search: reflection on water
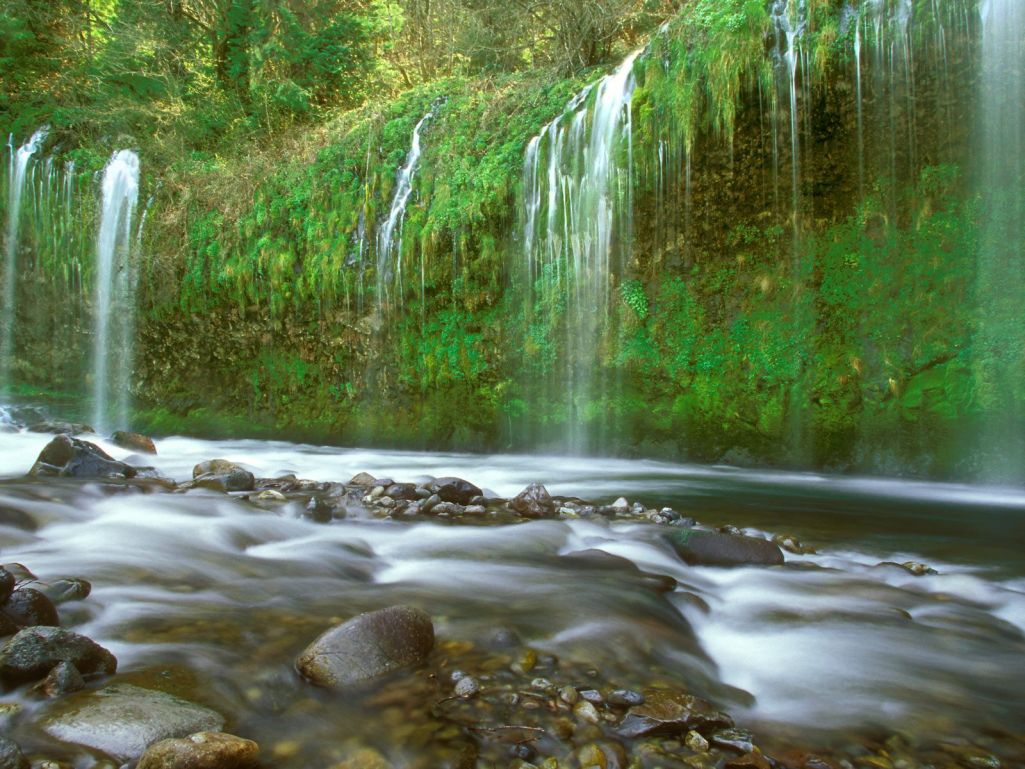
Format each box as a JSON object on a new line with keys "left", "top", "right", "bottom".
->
{"left": 1, "top": 425, "right": 1024, "bottom": 764}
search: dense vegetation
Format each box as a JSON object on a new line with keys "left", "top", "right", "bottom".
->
{"left": 3, "top": 0, "right": 1016, "bottom": 480}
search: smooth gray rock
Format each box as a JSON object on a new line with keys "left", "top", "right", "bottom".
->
{"left": 296, "top": 605, "right": 434, "bottom": 689}
{"left": 41, "top": 684, "right": 224, "bottom": 761}
{"left": 666, "top": 530, "right": 784, "bottom": 567}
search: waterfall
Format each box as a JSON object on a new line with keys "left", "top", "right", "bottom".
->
{"left": 1, "top": 127, "right": 48, "bottom": 394}
{"left": 520, "top": 51, "right": 640, "bottom": 453}
{"left": 976, "top": 0, "right": 1025, "bottom": 480}
{"left": 92, "top": 150, "right": 141, "bottom": 433}
{"left": 377, "top": 112, "right": 432, "bottom": 313}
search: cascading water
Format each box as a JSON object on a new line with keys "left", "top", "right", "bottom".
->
{"left": 92, "top": 150, "right": 141, "bottom": 433}
{"left": 520, "top": 51, "right": 640, "bottom": 454}
{"left": 376, "top": 112, "right": 431, "bottom": 313}
{"left": 0, "top": 127, "right": 48, "bottom": 394}
{"left": 976, "top": 0, "right": 1025, "bottom": 481}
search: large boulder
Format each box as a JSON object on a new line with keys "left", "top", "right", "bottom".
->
{"left": 296, "top": 605, "right": 434, "bottom": 689}
{"left": 427, "top": 477, "right": 482, "bottom": 505}
{"left": 666, "top": 530, "right": 784, "bottom": 567}
{"left": 0, "top": 626, "right": 116, "bottom": 688}
{"left": 41, "top": 684, "right": 224, "bottom": 762}
{"left": 29, "top": 434, "right": 137, "bottom": 480}
{"left": 137, "top": 731, "right": 259, "bottom": 769}
{"left": 618, "top": 689, "right": 733, "bottom": 738}
{"left": 1, "top": 587, "right": 59, "bottom": 628}
{"left": 510, "top": 483, "right": 556, "bottom": 518}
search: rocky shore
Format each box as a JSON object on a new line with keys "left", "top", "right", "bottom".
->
{"left": 0, "top": 424, "right": 1016, "bottom": 769}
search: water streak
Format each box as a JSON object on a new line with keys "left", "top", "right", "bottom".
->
{"left": 376, "top": 112, "right": 432, "bottom": 313}
{"left": 92, "top": 150, "right": 141, "bottom": 433}
{"left": 1, "top": 127, "right": 48, "bottom": 394}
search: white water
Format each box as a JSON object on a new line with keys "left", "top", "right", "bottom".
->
{"left": 1, "top": 424, "right": 1024, "bottom": 760}
{"left": 520, "top": 52, "right": 640, "bottom": 454}
{"left": 1, "top": 127, "right": 48, "bottom": 393}
{"left": 376, "top": 112, "right": 431, "bottom": 313}
{"left": 92, "top": 150, "right": 141, "bottom": 434}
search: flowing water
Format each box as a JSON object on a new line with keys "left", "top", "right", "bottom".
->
{"left": 92, "top": 150, "right": 141, "bottom": 434}
{"left": 1, "top": 127, "right": 49, "bottom": 394}
{"left": 377, "top": 112, "right": 432, "bottom": 313}
{"left": 1, "top": 418, "right": 1023, "bottom": 766}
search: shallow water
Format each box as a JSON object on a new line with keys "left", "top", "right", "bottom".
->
{"left": 1, "top": 423, "right": 1024, "bottom": 765}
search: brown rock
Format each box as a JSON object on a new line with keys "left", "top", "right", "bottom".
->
{"left": 725, "top": 751, "right": 772, "bottom": 769}
{"left": 112, "top": 431, "right": 157, "bottom": 455}
{"left": 617, "top": 689, "right": 733, "bottom": 738}
{"left": 137, "top": 731, "right": 259, "bottom": 769}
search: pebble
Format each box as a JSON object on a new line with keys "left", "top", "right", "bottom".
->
{"left": 454, "top": 676, "right": 480, "bottom": 698}
{"left": 255, "top": 490, "right": 286, "bottom": 502}
{"left": 607, "top": 689, "right": 644, "bottom": 707}
{"left": 579, "top": 689, "right": 604, "bottom": 704}
{"left": 574, "top": 701, "right": 601, "bottom": 724}
{"left": 559, "top": 685, "right": 579, "bottom": 705}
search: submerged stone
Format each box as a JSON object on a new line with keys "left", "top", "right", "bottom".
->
{"left": 137, "top": 731, "right": 259, "bottom": 769}
{"left": 296, "top": 605, "right": 434, "bottom": 689}
{"left": 41, "top": 684, "right": 225, "bottom": 761}
{"left": 666, "top": 530, "right": 784, "bottom": 567}
{"left": 617, "top": 690, "right": 733, "bottom": 738}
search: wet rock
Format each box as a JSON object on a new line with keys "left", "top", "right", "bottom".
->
{"left": 331, "top": 748, "right": 393, "bottom": 769}
{"left": 428, "top": 477, "right": 482, "bottom": 505}
{"left": 610, "top": 497, "right": 629, "bottom": 513}
{"left": 574, "top": 700, "right": 601, "bottom": 724}
{"left": 901, "top": 561, "right": 937, "bottom": 576}
{"left": 28, "top": 421, "right": 94, "bottom": 436}
{"left": 420, "top": 494, "right": 443, "bottom": 513}
{"left": 38, "top": 578, "right": 91, "bottom": 606}
{"left": 35, "top": 660, "right": 85, "bottom": 698}
{"left": 463, "top": 505, "right": 487, "bottom": 515}
{"left": 579, "top": 689, "right": 604, "bottom": 704}
{"left": 559, "top": 685, "right": 579, "bottom": 704}
{"left": 1, "top": 588, "right": 59, "bottom": 628}
{"left": 0, "top": 737, "right": 28, "bottom": 769}
{"left": 607, "top": 689, "right": 644, "bottom": 707}
{"left": 666, "top": 530, "right": 784, "bottom": 568}
{"left": 430, "top": 502, "right": 463, "bottom": 516}
{"left": 296, "top": 605, "right": 434, "bottom": 689}
{"left": 0, "top": 568, "right": 12, "bottom": 603}
{"left": 349, "top": 472, "right": 377, "bottom": 486}
{"left": 772, "top": 533, "right": 814, "bottom": 555}
{"left": 0, "top": 507, "right": 36, "bottom": 532}
{"left": 304, "top": 496, "right": 337, "bottom": 523}
{"left": 112, "top": 431, "right": 157, "bottom": 455}
{"left": 190, "top": 460, "right": 255, "bottom": 493}
{"left": 29, "top": 434, "right": 137, "bottom": 480}
{"left": 686, "top": 730, "right": 710, "bottom": 752}
{"left": 137, "top": 731, "right": 260, "bottom": 769}
{"left": 384, "top": 484, "right": 418, "bottom": 501}
{"left": 712, "top": 728, "right": 755, "bottom": 753}
{"left": 617, "top": 690, "right": 733, "bottom": 738}
{"left": 0, "top": 627, "right": 116, "bottom": 687}
{"left": 254, "top": 489, "right": 286, "bottom": 503}
{"left": 510, "top": 483, "right": 556, "bottom": 518}
{"left": 41, "top": 684, "right": 225, "bottom": 762}
{"left": 0, "top": 615, "right": 16, "bottom": 638}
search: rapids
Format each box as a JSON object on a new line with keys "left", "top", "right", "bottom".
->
{"left": 1, "top": 416, "right": 1024, "bottom": 765}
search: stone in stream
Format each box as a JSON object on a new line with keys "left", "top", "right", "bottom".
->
{"left": 296, "top": 605, "right": 434, "bottom": 689}
{"left": 112, "top": 430, "right": 157, "bottom": 454}
{"left": 427, "top": 477, "right": 483, "bottom": 505}
{"left": 35, "top": 659, "right": 86, "bottom": 698}
{"left": 0, "top": 506, "right": 36, "bottom": 532}
{"left": 190, "top": 459, "right": 255, "bottom": 493}
{"left": 38, "top": 577, "right": 92, "bottom": 606}
{"left": 29, "top": 434, "right": 137, "bottom": 480}
{"left": 41, "top": 684, "right": 225, "bottom": 762}
{"left": 617, "top": 690, "right": 733, "bottom": 738}
{"left": 666, "top": 530, "right": 784, "bottom": 567}
{"left": 1, "top": 587, "right": 59, "bottom": 628}
{"left": 348, "top": 472, "right": 378, "bottom": 486}
{"left": 0, "top": 736, "right": 28, "bottom": 769}
{"left": 0, "top": 627, "right": 116, "bottom": 688}
{"left": 28, "top": 421, "right": 94, "bottom": 436}
{"left": 137, "top": 731, "right": 260, "bottom": 769}
{"left": 509, "top": 483, "right": 556, "bottom": 518}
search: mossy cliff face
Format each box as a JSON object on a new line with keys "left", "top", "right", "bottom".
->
{"left": 7, "top": 0, "right": 1016, "bottom": 480}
